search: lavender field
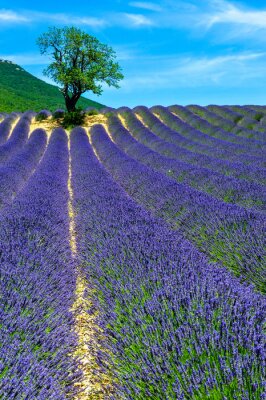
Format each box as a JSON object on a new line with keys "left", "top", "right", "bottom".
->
{"left": 0, "top": 105, "right": 265, "bottom": 399}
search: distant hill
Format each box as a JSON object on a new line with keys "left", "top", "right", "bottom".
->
{"left": 0, "top": 60, "right": 105, "bottom": 112}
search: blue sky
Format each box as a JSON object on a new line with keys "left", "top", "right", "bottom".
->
{"left": 1, "top": 0, "right": 266, "bottom": 107}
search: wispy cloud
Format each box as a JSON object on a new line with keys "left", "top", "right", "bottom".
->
{"left": 120, "top": 52, "right": 266, "bottom": 90}
{"left": 129, "top": 2, "right": 162, "bottom": 12}
{"left": 0, "top": 7, "right": 154, "bottom": 29}
{"left": 36, "top": 12, "right": 106, "bottom": 27}
{"left": 2, "top": 2, "right": 266, "bottom": 35}
{"left": 121, "top": 13, "right": 154, "bottom": 26}
{"left": 0, "top": 9, "right": 106, "bottom": 27}
{"left": 126, "top": 1, "right": 266, "bottom": 36}
{"left": 204, "top": 0, "right": 266, "bottom": 29}
{"left": 0, "top": 9, "right": 29, "bottom": 23}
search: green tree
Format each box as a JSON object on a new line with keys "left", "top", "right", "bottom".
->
{"left": 37, "top": 26, "right": 123, "bottom": 112}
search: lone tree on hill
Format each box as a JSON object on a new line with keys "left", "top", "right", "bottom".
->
{"left": 37, "top": 26, "right": 124, "bottom": 112}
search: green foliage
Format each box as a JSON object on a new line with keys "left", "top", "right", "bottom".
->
{"left": 86, "top": 109, "right": 99, "bottom": 116}
{"left": 61, "top": 109, "right": 86, "bottom": 128}
{"left": 0, "top": 61, "right": 105, "bottom": 113}
{"left": 52, "top": 109, "right": 65, "bottom": 119}
{"left": 35, "top": 111, "right": 50, "bottom": 121}
{"left": 37, "top": 26, "right": 124, "bottom": 111}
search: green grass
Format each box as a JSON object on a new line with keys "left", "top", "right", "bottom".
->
{"left": 0, "top": 61, "right": 105, "bottom": 112}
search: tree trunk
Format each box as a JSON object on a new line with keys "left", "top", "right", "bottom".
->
{"left": 65, "top": 94, "right": 81, "bottom": 112}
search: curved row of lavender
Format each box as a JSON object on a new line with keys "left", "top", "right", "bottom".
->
{"left": 129, "top": 106, "right": 266, "bottom": 185}
{"left": 0, "top": 111, "right": 34, "bottom": 165}
{"left": 146, "top": 105, "right": 254, "bottom": 161}
{"left": 206, "top": 105, "right": 266, "bottom": 138}
{"left": 0, "top": 128, "right": 47, "bottom": 209}
{"left": 190, "top": 105, "right": 266, "bottom": 142}
{"left": 168, "top": 105, "right": 266, "bottom": 151}
{"left": 177, "top": 104, "right": 266, "bottom": 144}
{"left": 153, "top": 106, "right": 265, "bottom": 166}
{"left": 0, "top": 112, "right": 18, "bottom": 145}
{"left": 0, "top": 128, "right": 80, "bottom": 399}
{"left": 109, "top": 111, "right": 265, "bottom": 212}
{"left": 90, "top": 124, "right": 265, "bottom": 293}
{"left": 71, "top": 127, "right": 266, "bottom": 399}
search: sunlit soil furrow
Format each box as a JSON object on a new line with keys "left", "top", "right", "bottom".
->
{"left": 68, "top": 136, "right": 113, "bottom": 399}
{"left": 153, "top": 111, "right": 168, "bottom": 124}
{"left": 30, "top": 116, "right": 55, "bottom": 137}
{"left": 5, "top": 116, "right": 19, "bottom": 141}
{"left": 30, "top": 113, "right": 108, "bottom": 138}
{"left": 85, "top": 113, "right": 107, "bottom": 129}
{"left": 133, "top": 112, "right": 150, "bottom": 128}
{"left": 117, "top": 113, "right": 129, "bottom": 130}
{"left": 165, "top": 109, "right": 187, "bottom": 123}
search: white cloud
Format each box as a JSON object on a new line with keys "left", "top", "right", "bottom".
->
{"left": 129, "top": 2, "right": 162, "bottom": 12}
{"left": 0, "top": 9, "right": 106, "bottom": 27}
{"left": 121, "top": 13, "right": 154, "bottom": 26}
{"left": 0, "top": 7, "right": 153, "bottom": 29}
{"left": 0, "top": 9, "right": 30, "bottom": 23}
{"left": 204, "top": 0, "right": 266, "bottom": 29}
{"left": 36, "top": 12, "right": 106, "bottom": 27}
{"left": 120, "top": 52, "right": 266, "bottom": 90}
{"left": 2, "top": 2, "right": 266, "bottom": 35}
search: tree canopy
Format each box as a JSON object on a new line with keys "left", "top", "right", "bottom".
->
{"left": 37, "top": 26, "right": 124, "bottom": 112}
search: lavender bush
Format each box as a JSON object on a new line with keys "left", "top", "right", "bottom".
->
{"left": 36, "top": 109, "right": 52, "bottom": 121}
{"left": 71, "top": 127, "right": 266, "bottom": 399}
{"left": 0, "top": 103, "right": 265, "bottom": 399}
{"left": 90, "top": 124, "right": 266, "bottom": 292}
{"left": 0, "top": 128, "right": 47, "bottom": 209}
{"left": 0, "top": 112, "right": 33, "bottom": 165}
{"left": 131, "top": 106, "right": 266, "bottom": 184}
{"left": 0, "top": 128, "right": 80, "bottom": 399}
{"left": 53, "top": 109, "right": 65, "bottom": 119}
{"left": 106, "top": 113, "right": 265, "bottom": 212}
{"left": 0, "top": 113, "right": 18, "bottom": 145}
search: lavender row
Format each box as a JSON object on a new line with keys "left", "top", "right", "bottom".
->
{"left": 71, "top": 127, "right": 266, "bottom": 399}
{"left": 159, "top": 105, "right": 261, "bottom": 155}
{"left": 164, "top": 105, "right": 265, "bottom": 165}
{"left": 206, "top": 105, "right": 266, "bottom": 141}
{"left": 222, "top": 106, "right": 266, "bottom": 134}
{"left": 245, "top": 105, "right": 266, "bottom": 116}
{"left": 0, "top": 128, "right": 47, "bottom": 210}
{"left": 0, "top": 113, "right": 18, "bottom": 145}
{"left": 207, "top": 105, "right": 244, "bottom": 123}
{"left": 197, "top": 106, "right": 238, "bottom": 131}
{"left": 0, "top": 128, "right": 80, "bottom": 399}
{"left": 228, "top": 105, "right": 265, "bottom": 120}
{"left": 91, "top": 124, "right": 265, "bottom": 293}
{"left": 214, "top": 106, "right": 265, "bottom": 137}
{"left": 122, "top": 107, "right": 266, "bottom": 185}
{"left": 0, "top": 111, "right": 33, "bottom": 165}
{"left": 106, "top": 114, "right": 265, "bottom": 212}
{"left": 143, "top": 105, "right": 253, "bottom": 164}
{"left": 170, "top": 104, "right": 265, "bottom": 149}
{"left": 187, "top": 104, "right": 265, "bottom": 144}
{"left": 130, "top": 105, "right": 230, "bottom": 160}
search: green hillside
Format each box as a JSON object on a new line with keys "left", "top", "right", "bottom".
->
{"left": 0, "top": 60, "right": 105, "bottom": 112}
